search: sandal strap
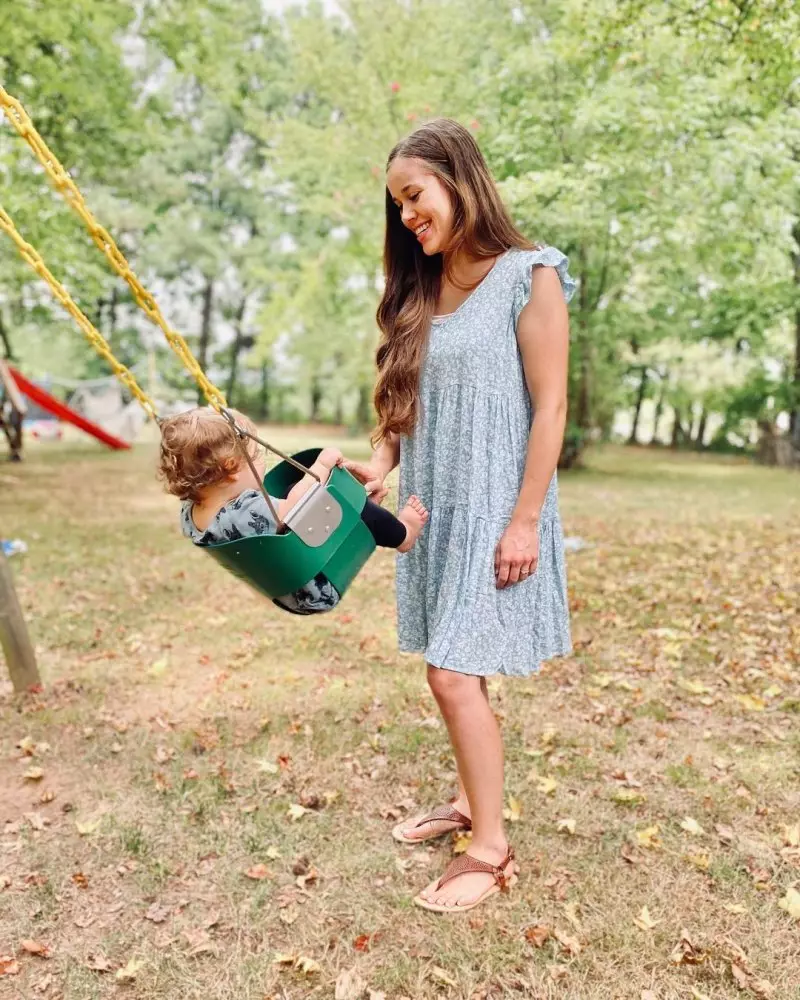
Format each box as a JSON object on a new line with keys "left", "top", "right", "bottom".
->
{"left": 413, "top": 804, "right": 472, "bottom": 831}
{"left": 435, "top": 846, "right": 515, "bottom": 892}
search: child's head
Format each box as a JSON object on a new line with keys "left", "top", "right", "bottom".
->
{"left": 158, "top": 407, "right": 262, "bottom": 502}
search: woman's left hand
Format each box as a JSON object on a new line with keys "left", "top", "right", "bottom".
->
{"left": 494, "top": 518, "right": 539, "bottom": 589}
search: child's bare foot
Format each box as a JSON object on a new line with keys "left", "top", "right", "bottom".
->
{"left": 397, "top": 496, "right": 429, "bottom": 553}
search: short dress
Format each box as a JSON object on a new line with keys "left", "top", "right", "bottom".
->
{"left": 396, "top": 246, "right": 576, "bottom": 677}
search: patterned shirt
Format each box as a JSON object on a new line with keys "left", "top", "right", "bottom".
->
{"left": 180, "top": 489, "right": 340, "bottom": 614}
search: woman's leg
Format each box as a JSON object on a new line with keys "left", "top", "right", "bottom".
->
{"left": 417, "top": 666, "right": 510, "bottom": 907}
{"left": 395, "top": 677, "right": 489, "bottom": 841}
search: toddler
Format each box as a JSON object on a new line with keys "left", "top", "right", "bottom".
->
{"left": 158, "top": 407, "right": 428, "bottom": 614}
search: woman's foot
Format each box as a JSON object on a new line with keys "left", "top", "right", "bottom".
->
{"left": 414, "top": 841, "right": 517, "bottom": 911}
{"left": 397, "top": 496, "right": 429, "bottom": 553}
{"left": 392, "top": 798, "right": 471, "bottom": 843}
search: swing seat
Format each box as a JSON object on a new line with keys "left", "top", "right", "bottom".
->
{"left": 205, "top": 448, "right": 376, "bottom": 606}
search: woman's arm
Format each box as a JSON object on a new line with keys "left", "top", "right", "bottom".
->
{"left": 494, "top": 267, "right": 569, "bottom": 589}
{"left": 344, "top": 432, "right": 399, "bottom": 503}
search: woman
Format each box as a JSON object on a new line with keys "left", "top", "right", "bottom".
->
{"left": 346, "top": 118, "right": 575, "bottom": 914}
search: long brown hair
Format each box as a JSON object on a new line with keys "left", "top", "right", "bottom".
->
{"left": 373, "top": 118, "right": 534, "bottom": 443}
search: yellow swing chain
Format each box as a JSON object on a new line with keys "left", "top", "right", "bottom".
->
{"left": 0, "top": 86, "right": 227, "bottom": 414}
{"left": 0, "top": 206, "right": 159, "bottom": 420}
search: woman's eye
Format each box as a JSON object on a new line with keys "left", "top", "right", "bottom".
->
{"left": 410, "top": 192, "right": 420, "bottom": 202}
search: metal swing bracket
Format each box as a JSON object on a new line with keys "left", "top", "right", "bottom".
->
{"left": 283, "top": 475, "right": 343, "bottom": 548}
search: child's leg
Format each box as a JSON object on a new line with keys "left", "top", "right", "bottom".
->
{"left": 360, "top": 496, "right": 428, "bottom": 553}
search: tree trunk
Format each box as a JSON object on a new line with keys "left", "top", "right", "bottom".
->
{"left": 650, "top": 377, "right": 666, "bottom": 445}
{"left": 628, "top": 366, "right": 648, "bottom": 445}
{"left": 694, "top": 407, "right": 708, "bottom": 448}
{"left": 0, "top": 549, "right": 40, "bottom": 692}
{"left": 575, "top": 246, "right": 592, "bottom": 431}
{"left": 259, "top": 362, "right": 270, "bottom": 421}
{"left": 356, "top": 382, "right": 372, "bottom": 429}
{"left": 670, "top": 407, "right": 684, "bottom": 449}
{"left": 226, "top": 297, "right": 248, "bottom": 407}
{"left": 310, "top": 376, "right": 323, "bottom": 423}
{"left": 791, "top": 219, "right": 800, "bottom": 455}
{"left": 0, "top": 312, "right": 14, "bottom": 360}
{"left": 197, "top": 277, "right": 214, "bottom": 404}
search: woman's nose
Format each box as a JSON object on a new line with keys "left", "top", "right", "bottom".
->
{"left": 401, "top": 205, "right": 416, "bottom": 226}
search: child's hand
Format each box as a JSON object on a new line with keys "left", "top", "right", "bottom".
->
{"left": 318, "top": 447, "right": 344, "bottom": 469}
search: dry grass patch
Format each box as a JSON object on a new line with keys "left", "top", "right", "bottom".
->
{"left": 1, "top": 437, "right": 798, "bottom": 999}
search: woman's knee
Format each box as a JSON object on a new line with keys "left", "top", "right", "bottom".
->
{"left": 426, "top": 664, "right": 479, "bottom": 709}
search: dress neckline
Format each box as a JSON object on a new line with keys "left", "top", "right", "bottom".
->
{"left": 431, "top": 250, "right": 510, "bottom": 325}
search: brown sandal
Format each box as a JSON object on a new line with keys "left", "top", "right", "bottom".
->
{"left": 391, "top": 803, "right": 472, "bottom": 844}
{"left": 413, "top": 846, "right": 518, "bottom": 913}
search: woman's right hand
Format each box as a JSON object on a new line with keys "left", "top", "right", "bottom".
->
{"left": 344, "top": 459, "right": 389, "bottom": 504}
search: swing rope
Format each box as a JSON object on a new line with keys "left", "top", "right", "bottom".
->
{"left": 0, "top": 87, "right": 321, "bottom": 524}
{"left": 0, "top": 85, "right": 227, "bottom": 413}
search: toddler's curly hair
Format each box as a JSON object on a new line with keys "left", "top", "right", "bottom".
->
{"left": 158, "top": 407, "right": 261, "bottom": 503}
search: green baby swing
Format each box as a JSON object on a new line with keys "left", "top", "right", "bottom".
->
{"left": 0, "top": 86, "right": 376, "bottom": 608}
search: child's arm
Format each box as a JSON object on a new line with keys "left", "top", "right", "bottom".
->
{"left": 277, "top": 448, "right": 343, "bottom": 520}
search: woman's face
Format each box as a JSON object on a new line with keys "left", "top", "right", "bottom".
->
{"left": 386, "top": 156, "right": 453, "bottom": 256}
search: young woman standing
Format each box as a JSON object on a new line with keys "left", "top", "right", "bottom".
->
{"left": 346, "top": 119, "right": 575, "bottom": 913}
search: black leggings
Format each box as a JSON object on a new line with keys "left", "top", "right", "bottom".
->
{"left": 360, "top": 498, "right": 407, "bottom": 549}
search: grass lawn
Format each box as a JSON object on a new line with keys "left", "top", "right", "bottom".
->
{"left": 1, "top": 431, "right": 798, "bottom": 1000}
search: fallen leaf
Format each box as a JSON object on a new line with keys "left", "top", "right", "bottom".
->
{"left": 613, "top": 789, "right": 645, "bottom": 804}
{"left": 670, "top": 928, "right": 707, "bottom": 966}
{"left": 71, "top": 872, "right": 89, "bottom": 889}
{"left": 257, "top": 759, "right": 279, "bottom": 774}
{"left": 524, "top": 924, "right": 551, "bottom": 947}
{"left": 0, "top": 956, "right": 20, "bottom": 976}
{"left": 548, "top": 964, "right": 569, "bottom": 982}
{"left": 287, "top": 803, "right": 308, "bottom": 821}
{"left": 145, "top": 902, "right": 170, "bottom": 923}
{"left": 736, "top": 694, "right": 766, "bottom": 712}
{"left": 554, "top": 928, "right": 581, "bottom": 956}
{"left": 536, "top": 776, "right": 558, "bottom": 796}
{"left": 557, "top": 818, "right": 576, "bottom": 835}
{"left": 641, "top": 992, "right": 657, "bottom": 1000}
{"left": 502, "top": 795, "right": 522, "bottom": 823}
{"left": 244, "top": 864, "right": 273, "bottom": 881}
{"left": 265, "top": 845, "right": 281, "bottom": 860}
{"left": 687, "top": 852, "right": 711, "bottom": 871}
{"left": 680, "top": 817, "right": 705, "bottom": 836}
{"left": 677, "top": 678, "right": 711, "bottom": 696}
{"left": 723, "top": 903, "right": 748, "bottom": 915}
{"left": 20, "top": 940, "right": 50, "bottom": 958}
{"left": 635, "top": 825, "right": 661, "bottom": 849}
{"left": 39, "top": 790, "right": 55, "bottom": 804}
{"left": 778, "top": 887, "right": 800, "bottom": 920}
{"left": 430, "top": 966, "right": 458, "bottom": 987}
{"left": 75, "top": 818, "right": 101, "bottom": 837}
{"left": 782, "top": 824, "right": 800, "bottom": 848}
{"left": 690, "top": 990, "right": 712, "bottom": 1000}
{"left": 715, "top": 823, "right": 735, "bottom": 844}
{"left": 295, "top": 955, "right": 321, "bottom": 976}
{"left": 273, "top": 952, "right": 297, "bottom": 966}
{"left": 86, "top": 953, "right": 112, "bottom": 972}
{"left": 452, "top": 831, "right": 472, "bottom": 854}
{"left": 335, "top": 967, "right": 367, "bottom": 1000}
{"left": 115, "top": 957, "right": 144, "bottom": 982}
{"left": 23, "top": 766, "right": 44, "bottom": 782}
{"left": 353, "top": 933, "right": 380, "bottom": 952}
{"left": 633, "top": 905, "right": 660, "bottom": 931}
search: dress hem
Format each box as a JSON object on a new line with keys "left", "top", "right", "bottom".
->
{"left": 398, "top": 641, "right": 573, "bottom": 678}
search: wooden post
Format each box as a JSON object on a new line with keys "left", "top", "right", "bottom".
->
{"left": 0, "top": 548, "right": 40, "bottom": 692}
